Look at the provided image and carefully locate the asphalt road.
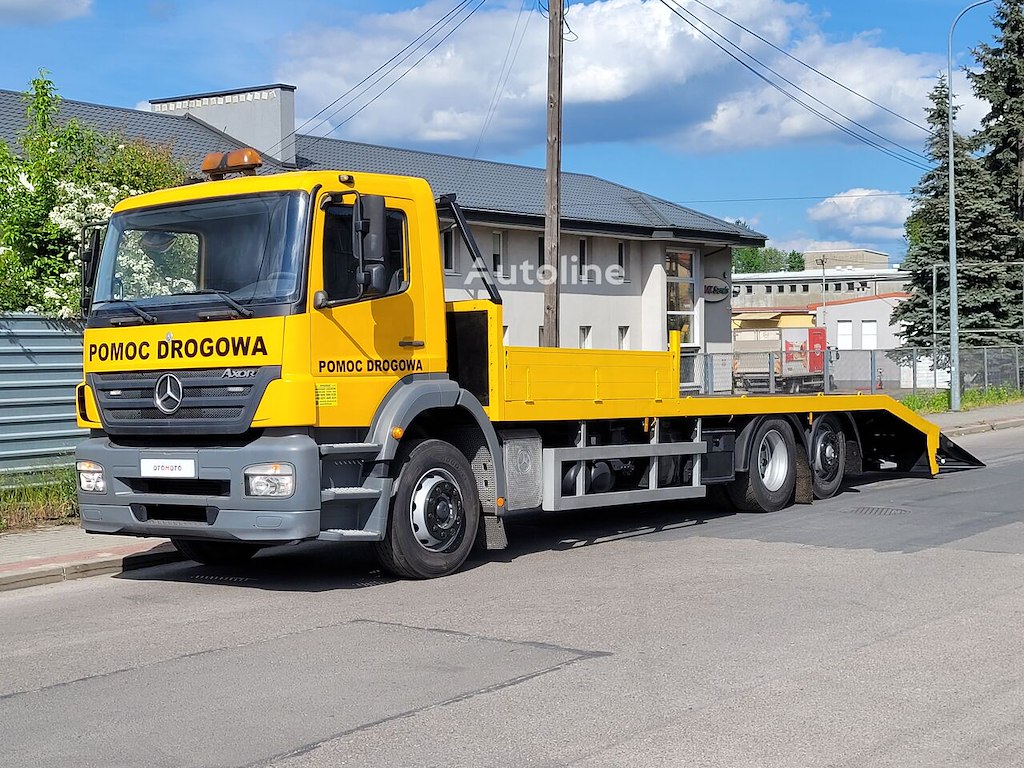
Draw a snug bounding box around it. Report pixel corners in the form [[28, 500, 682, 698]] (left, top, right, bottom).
[[2, 428, 1023, 768]]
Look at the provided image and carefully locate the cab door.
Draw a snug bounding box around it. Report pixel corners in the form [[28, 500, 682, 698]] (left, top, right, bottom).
[[308, 190, 440, 427]]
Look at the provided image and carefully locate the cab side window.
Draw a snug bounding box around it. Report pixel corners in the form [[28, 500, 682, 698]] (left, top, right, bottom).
[[322, 204, 408, 301]]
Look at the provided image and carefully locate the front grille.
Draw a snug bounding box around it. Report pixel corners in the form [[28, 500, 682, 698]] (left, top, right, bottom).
[[131, 503, 218, 524], [125, 478, 230, 497], [115, 406, 245, 421], [89, 366, 280, 436]]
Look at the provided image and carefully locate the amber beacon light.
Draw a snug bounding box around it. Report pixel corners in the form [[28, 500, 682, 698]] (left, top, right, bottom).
[[201, 148, 263, 180]]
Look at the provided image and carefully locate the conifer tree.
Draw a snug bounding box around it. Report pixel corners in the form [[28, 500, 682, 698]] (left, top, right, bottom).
[[969, 0, 1024, 223], [892, 78, 1021, 348]]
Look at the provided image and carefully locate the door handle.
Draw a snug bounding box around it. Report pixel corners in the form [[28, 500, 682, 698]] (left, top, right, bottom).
[[399, 339, 425, 348]]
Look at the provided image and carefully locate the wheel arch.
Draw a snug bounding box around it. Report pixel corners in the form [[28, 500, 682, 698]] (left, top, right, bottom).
[[733, 414, 806, 473], [367, 376, 506, 514]]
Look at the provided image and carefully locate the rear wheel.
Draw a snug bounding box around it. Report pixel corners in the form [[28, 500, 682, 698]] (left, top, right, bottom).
[[810, 414, 846, 499], [375, 439, 480, 579], [726, 418, 797, 512], [171, 539, 262, 566]]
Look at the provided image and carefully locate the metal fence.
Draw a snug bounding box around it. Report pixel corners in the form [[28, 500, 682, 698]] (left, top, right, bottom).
[[0, 314, 86, 475], [683, 346, 1023, 398]]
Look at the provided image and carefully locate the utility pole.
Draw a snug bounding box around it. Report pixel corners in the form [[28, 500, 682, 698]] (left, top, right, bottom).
[[542, 0, 563, 347]]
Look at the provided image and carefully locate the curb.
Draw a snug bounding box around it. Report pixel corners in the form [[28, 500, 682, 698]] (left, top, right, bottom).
[[944, 417, 1024, 437], [0, 544, 182, 593]]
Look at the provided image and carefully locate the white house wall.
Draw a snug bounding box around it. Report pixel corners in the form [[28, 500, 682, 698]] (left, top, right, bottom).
[[445, 225, 649, 350]]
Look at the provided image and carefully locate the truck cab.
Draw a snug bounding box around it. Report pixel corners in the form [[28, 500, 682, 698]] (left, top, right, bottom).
[[76, 155, 493, 576]]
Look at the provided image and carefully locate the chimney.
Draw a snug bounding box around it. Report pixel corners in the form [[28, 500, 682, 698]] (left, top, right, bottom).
[[149, 84, 297, 166]]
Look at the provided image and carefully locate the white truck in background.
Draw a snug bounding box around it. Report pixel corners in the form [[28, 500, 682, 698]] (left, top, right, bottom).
[[733, 327, 834, 394]]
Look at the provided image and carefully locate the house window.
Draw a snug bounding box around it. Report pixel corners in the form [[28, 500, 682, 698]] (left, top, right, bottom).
[[442, 228, 457, 273], [802, 284, 809, 292], [745, 285, 753, 294], [666, 251, 696, 345], [861, 320, 877, 350], [833, 282, 842, 291], [579, 325, 592, 349], [616, 241, 630, 282], [492, 231, 505, 277], [837, 320, 853, 350], [578, 238, 589, 282], [618, 326, 630, 350], [503, 325, 510, 345], [538, 326, 545, 346], [847, 282, 855, 291], [765, 285, 772, 294], [788, 284, 796, 293], [777, 284, 785, 292], [537, 235, 545, 271]]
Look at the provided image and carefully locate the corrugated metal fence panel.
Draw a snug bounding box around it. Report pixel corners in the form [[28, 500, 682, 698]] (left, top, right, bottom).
[[0, 314, 86, 475]]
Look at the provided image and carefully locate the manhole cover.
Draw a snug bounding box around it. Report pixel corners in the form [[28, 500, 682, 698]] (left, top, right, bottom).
[[840, 506, 912, 516]]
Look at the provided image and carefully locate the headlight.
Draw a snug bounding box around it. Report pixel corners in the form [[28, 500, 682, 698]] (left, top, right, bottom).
[[76, 460, 107, 493], [244, 462, 295, 498]]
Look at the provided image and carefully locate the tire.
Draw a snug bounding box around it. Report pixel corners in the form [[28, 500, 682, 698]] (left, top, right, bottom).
[[374, 439, 481, 579], [809, 414, 846, 499], [726, 418, 797, 512], [171, 538, 262, 566]]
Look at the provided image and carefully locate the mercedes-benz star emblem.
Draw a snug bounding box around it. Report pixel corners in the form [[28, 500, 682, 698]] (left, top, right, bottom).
[[153, 373, 184, 415]]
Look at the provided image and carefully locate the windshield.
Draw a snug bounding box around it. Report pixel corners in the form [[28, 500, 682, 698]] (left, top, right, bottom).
[[93, 191, 308, 310]]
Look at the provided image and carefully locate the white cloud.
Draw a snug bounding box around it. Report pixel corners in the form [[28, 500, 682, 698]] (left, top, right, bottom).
[[0, 0, 91, 24], [807, 188, 912, 242], [273, 0, 960, 155], [768, 237, 860, 254]]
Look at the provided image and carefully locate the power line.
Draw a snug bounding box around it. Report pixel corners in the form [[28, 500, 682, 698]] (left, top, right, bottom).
[[322, 0, 487, 136], [663, 0, 929, 166], [683, 0, 929, 134], [264, 0, 482, 158], [658, 0, 932, 173], [473, 0, 533, 157]]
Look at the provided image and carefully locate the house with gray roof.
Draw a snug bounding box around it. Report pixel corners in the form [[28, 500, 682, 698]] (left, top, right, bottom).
[[1, 83, 764, 381]]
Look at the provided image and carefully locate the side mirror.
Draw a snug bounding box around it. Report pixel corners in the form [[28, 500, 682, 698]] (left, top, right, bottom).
[[353, 194, 387, 296], [79, 226, 103, 315]]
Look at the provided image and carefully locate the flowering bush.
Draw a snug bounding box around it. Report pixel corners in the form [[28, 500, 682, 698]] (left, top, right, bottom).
[[0, 73, 186, 317]]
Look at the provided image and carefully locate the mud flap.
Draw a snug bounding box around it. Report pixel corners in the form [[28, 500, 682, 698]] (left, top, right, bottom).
[[794, 444, 814, 505], [936, 433, 986, 472], [475, 514, 508, 550]]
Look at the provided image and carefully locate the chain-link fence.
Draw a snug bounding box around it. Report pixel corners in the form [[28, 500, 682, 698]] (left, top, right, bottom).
[[682, 346, 1023, 398]]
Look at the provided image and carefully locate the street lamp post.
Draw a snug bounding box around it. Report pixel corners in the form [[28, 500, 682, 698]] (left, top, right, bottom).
[[948, 0, 995, 411], [816, 256, 828, 341]]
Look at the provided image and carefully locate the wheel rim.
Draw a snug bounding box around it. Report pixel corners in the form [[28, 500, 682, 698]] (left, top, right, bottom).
[[757, 429, 789, 492], [409, 468, 465, 552], [813, 423, 841, 484]]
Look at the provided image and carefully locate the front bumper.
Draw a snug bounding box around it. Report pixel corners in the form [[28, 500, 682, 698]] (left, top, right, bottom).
[[75, 431, 322, 543]]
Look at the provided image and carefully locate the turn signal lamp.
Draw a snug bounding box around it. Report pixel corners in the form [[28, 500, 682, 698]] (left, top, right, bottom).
[[201, 148, 263, 180]]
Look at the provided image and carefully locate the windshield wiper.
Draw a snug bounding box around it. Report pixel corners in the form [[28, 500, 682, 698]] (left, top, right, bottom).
[[100, 300, 158, 325], [177, 289, 254, 319]]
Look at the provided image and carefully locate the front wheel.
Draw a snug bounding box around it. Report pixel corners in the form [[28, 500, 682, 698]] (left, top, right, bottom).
[[375, 439, 480, 579], [171, 538, 262, 566], [726, 418, 797, 512]]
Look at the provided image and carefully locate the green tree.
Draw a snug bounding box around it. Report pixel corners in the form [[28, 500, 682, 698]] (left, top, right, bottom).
[[731, 246, 802, 273], [0, 72, 186, 316], [892, 78, 1022, 348], [969, 0, 1024, 224]]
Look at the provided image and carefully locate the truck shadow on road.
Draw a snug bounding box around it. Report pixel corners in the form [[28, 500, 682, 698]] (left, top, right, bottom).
[[115, 501, 738, 592]]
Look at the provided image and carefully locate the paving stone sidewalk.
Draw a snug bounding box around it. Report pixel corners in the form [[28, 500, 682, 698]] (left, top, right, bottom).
[[2, 401, 1022, 593], [0, 527, 178, 592]]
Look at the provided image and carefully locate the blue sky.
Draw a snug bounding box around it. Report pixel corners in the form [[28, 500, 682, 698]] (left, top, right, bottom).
[[0, 0, 1005, 261]]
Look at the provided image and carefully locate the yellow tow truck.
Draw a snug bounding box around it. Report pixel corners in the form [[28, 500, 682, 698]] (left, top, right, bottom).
[[73, 150, 981, 578]]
